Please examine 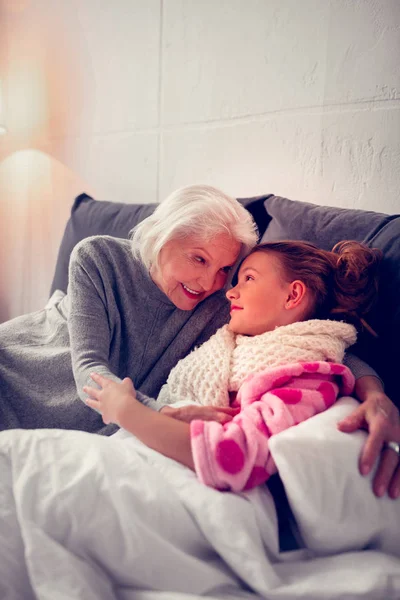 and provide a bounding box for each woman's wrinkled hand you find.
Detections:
[160,404,240,424]
[84,372,137,426]
[337,391,400,499]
